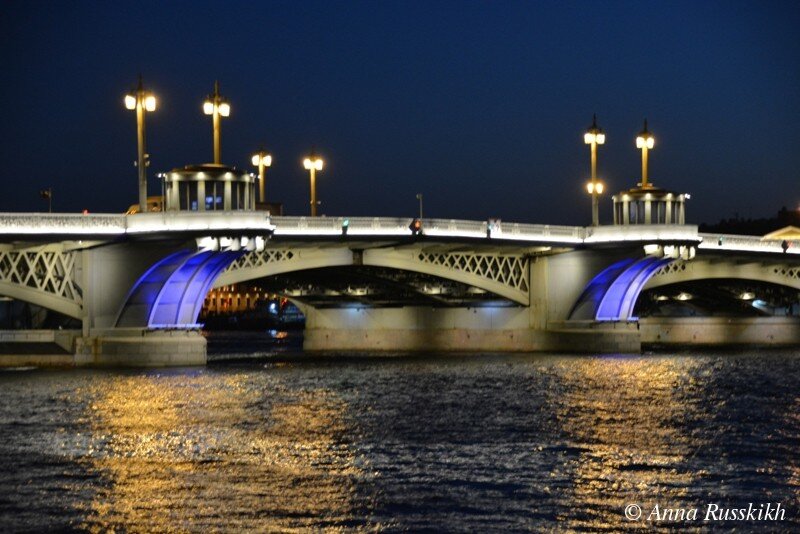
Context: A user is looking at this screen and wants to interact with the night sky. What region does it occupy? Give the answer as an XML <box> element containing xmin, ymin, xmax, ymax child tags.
<box><xmin>1</xmin><ymin>0</ymin><xmax>798</xmax><ymax>225</ymax></box>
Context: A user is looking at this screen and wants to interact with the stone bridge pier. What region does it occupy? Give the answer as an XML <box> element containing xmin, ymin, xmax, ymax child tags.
<box><xmin>74</xmin><ymin>240</ymin><xmax>215</xmax><ymax>366</ymax></box>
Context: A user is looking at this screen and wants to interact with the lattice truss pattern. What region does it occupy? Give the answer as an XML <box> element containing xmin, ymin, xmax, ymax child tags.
<box><xmin>654</xmin><ymin>260</ymin><xmax>800</xmax><ymax>286</ymax></box>
<box><xmin>652</xmin><ymin>261</ymin><xmax>687</xmax><ymax>277</ymax></box>
<box><xmin>225</xmin><ymin>249</ymin><xmax>296</xmax><ymax>272</ymax></box>
<box><xmin>0</xmin><ymin>248</ymin><xmax>82</xmax><ymax>303</ymax></box>
<box><xmin>417</xmin><ymin>252</ymin><xmax>529</xmax><ymax>294</ymax></box>
<box><xmin>773</xmin><ymin>266</ymin><xmax>800</xmax><ymax>282</ymax></box>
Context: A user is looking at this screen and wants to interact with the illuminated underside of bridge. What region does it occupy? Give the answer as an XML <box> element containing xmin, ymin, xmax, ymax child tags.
<box><xmin>240</xmin><ymin>266</ymin><xmax>520</xmax><ymax>308</ymax></box>
<box><xmin>636</xmin><ymin>279</ymin><xmax>800</xmax><ymax>317</ymax></box>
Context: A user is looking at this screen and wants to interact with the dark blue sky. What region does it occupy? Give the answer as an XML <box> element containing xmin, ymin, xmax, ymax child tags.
<box><xmin>1</xmin><ymin>0</ymin><xmax>798</xmax><ymax>225</ymax></box>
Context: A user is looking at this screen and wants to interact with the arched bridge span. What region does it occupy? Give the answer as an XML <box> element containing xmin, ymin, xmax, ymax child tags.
<box><xmin>214</xmin><ymin>246</ymin><xmax>531</xmax><ymax>305</ymax></box>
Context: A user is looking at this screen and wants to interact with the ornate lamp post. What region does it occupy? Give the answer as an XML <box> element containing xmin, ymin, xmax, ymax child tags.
<box><xmin>251</xmin><ymin>151</ymin><xmax>272</xmax><ymax>203</ymax></box>
<box><xmin>203</xmin><ymin>81</ymin><xmax>230</xmax><ymax>164</ymax></box>
<box><xmin>303</xmin><ymin>151</ymin><xmax>324</xmax><ymax>216</ymax></box>
<box><xmin>124</xmin><ymin>75</ymin><xmax>157</xmax><ymax>213</ymax></box>
<box><xmin>636</xmin><ymin>119</ymin><xmax>655</xmax><ymax>187</ymax></box>
<box><xmin>584</xmin><ymin>114</ymin><xmax>606</xmax><ymax>226</ymax></box>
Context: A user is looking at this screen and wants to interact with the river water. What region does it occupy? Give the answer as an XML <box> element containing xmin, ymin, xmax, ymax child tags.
<box><xmin>0</xmin><ymin>337</ymin><xmax>798</xmax><ymax>531</ymax></box>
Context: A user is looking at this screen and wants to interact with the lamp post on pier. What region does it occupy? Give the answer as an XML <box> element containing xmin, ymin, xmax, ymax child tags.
<box><xmin>303</xmin><ymin>150</ymin><xmax>324</xmax><ymax>216</ymax></box>
<box><xmin>203</xmin><ymin>81</ymin><xmax>230</xmax><ymax>164</ymax></box>
<box><xmin>124</xmin><ymin>75</ymin><xmax>157</xmax><ymax>213</ymax></box>
<box><xmin>584</xmin><ymin>114</ymin><xmax>605</xmax><ymax>226</ymax></box>
<box><xmin>636</xmin><ymin>119</ymin><xmax>655</xmax><ymax>187</ymax></box>
<box><xmin>251</xmin><ymin>150</ymin><xmax>272</xmax><ymax>203</ymax></box>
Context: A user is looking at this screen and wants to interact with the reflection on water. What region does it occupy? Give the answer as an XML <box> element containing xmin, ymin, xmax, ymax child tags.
<box><xmin>550</xmin><ymin>358</ymin><xmax>701</xmax><ymax>530</ymax></box>
<box><xmin>79</xmin><ymin>372</ymin><xmax>370</xmax><ymax>531</ymax></box>
<box><xmin>0</xmin><ymin>350</ymin><xmax>798</xmax><ymax>531</ymax></box>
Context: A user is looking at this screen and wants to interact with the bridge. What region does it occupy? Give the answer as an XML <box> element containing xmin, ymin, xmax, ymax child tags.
<box><xmin>1</xmin><ymin>211</ymin><xmax>798</xmax><ymax>366</ymax></box>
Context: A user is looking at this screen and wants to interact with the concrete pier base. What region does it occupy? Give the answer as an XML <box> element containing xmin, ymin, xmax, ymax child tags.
<box><xmin>0</xmin><ymin>328</ymin><xmax>206</xmax><ymax>367</ymax></box>
<box><xmin>302</xmin><ymin>307</ymin><xmax>641</xmax><ymax>354</ymax></box>
<box><xmin>546</xmin><ymin>321</ymin><xmax>641</xmax><ymax>353</ymax></box>
<box><xmin>74</xmin><ymin>329</ymin><xmax>207</xmax><ymax>366</ymax></box>
<box><xmin>640</xmin><ymin>317</ymin><xmax>800</xmax><ymax>347</ymax></box>
<box><xmin>0</xmin><ymin>329</ymin><xmax>80</xmax><ymax>367</ymax></box>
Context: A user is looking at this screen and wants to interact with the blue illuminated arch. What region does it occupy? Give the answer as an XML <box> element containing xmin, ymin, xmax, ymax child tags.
<box><xmin>569</xmin><ymin>256</ymin><xmax>673</xmax><ymax>321</ymax></box>
<box><xmin>116</xmin><ymin>250</ymin><xmax>243</xmax><ymax>328</ymax></box>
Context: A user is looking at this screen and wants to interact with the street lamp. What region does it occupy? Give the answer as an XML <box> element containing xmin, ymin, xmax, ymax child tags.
<box><xmin>125</xmin><ymin>75</ymin><xmax>157</xmax><ymax>213</ymax></box>
<box><xmin>203</xmin><ymin>81</ymin><xmax>230</xmax><ymax>164</ymax></box>
<box><xmin>636</xmin><ymin>119</ymin><xmax>655</xmax><ymax>187</ymax></box>
<box><xmin>303</xmin><ymin>151</ymin><xmax>324</xmax><ymax>216</ymax></box>
<box><xmin>251</xmin><ymin>151</ymin><xmax>272</xmax><ymax>203</ymax></box>
<box><xmin>583</xmin><ymin>114</ymin><xmax>605</xmax><ymax>226</ymax></box>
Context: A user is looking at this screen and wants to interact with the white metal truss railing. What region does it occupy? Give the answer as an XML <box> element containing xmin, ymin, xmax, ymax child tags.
<box><xmin>416</xmin><ymin>252</ymin><xmax>529</xmax><ymax>294</ymax></box>
<box><xmin>0</xmin><ymin>248</ymin><xmax>82</xmax><ymax>304</ymax></box>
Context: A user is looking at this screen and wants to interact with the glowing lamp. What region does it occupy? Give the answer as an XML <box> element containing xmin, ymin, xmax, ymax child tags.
<box><xmin>252</xmin><ymin>153</ymin><xmax>272</xmax><ymax>167</ymax></box>
<box><xmin>584</xmin><ymin>132</ymin><xmax>606</xmax><ymax>145</ymax></box>
<box><xmin>203</xmin><ymin>101</ymin><xmax>214</xmax><ymax>115</ymax></box>
<box><xmin>124</xmin><ymin>95</ymin><xmax>136</xmax><ymax>110</ymax></box>
<box><xmin>586</xmin><ymin>181</ymin><xmax>605</xmax><ymax>194</ymax></box>
<box><xmin>304</xmin><ymin>157</ymin><xmax>323</xmax><ymax>170</ymax></box>
<box><xmin>636</xmin><ymin>136</ymin><xmax>654</xmax><ymax>149</ymax></box>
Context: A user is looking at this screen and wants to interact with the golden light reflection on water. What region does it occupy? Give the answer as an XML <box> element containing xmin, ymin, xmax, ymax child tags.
<box><xmin>786</xmin><ymin>395</ymin><xmax>800</xmax><ymax>501</ymax></box>
<box><xmin>546</xmin><ymin>357</ymin><xmax>704</xmax><ymax>529</ymax></box>
<box><xmin>78</xmin><ymin>371</ymin><xmax>371</xmax><ymax>532</ymax></box>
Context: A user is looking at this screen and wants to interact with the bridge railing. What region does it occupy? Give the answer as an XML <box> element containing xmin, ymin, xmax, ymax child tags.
<box><xmin>126</xmin><ymin>211</ymin><xmax>274</xmax><ymax>234</ymax></box>
<box><xmin>271</xmin><ymin>216</ymin><xmax>414</xmax><ymax>236</ymax></box>
<box><xmin>0</xmin><ymin>213</ymin><xmax>127</xmax><ymax>235</ymax></box>
<box><xmin>495</xmin><ymin>222</ymin><xmax>585</xmax><ymax>243</ymax></box>
<box><xmin>3</xmin><ymin>213</ymin><xmax>798</xmax><ymax>256</ymax></box>
<box><xmin>269</xmin><ymin>216</ymin><xmax>590</xmax><ymax>243</ymax></box>
<box><xmin>698</xmin><ymin>233</ymin><xmax>800</xmax><ymax>255</ymax></box>
<box><xmin>585</xmin><ymin>224</ymin><xmax>701</xmax><ymax>243</ymax></box>
<box><xmin>421</xmin><ymin>218</ymin><xmax>586</xmax><ymax>242</ymax></box>
<box><xmin>423</xmin><ymin>218</ymin><xmax>487</xmax><ymax>238</ymax></box>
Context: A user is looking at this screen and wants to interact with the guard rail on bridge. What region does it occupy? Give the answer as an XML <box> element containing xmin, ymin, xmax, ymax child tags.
<box><xmin>0</xmin><ymin>212</ymin><xmax>795</xmax><ymax>255</ymax></box>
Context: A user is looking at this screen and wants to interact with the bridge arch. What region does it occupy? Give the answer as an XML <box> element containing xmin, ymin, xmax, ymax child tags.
<box><xmin>569</xmin><ymin>256</ymin><xmax>673</xmax><ymax>321</ymax></box>
<box><xmin>213</xmin><ymin>246</ymin><xmax>530</xmax><ymax>305</ymax></box>
<box><xmin>570</xmin><ymin>256</ymin><xmax>800</xmax><ymax>322</ymax></box>
<box><xmin>117</xmin><ymin>245</ymin><xmax>531</xmax><ymax>329</ymax></box>
<box><xmin>116</xmin><ymin>249</ymin><xmax>243</xmax><ymax>328</ymax></box>
<box><xmin>644</xmin><ymin>259</ymin><xmax>800</xmax><ymax>291</ymax></box>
